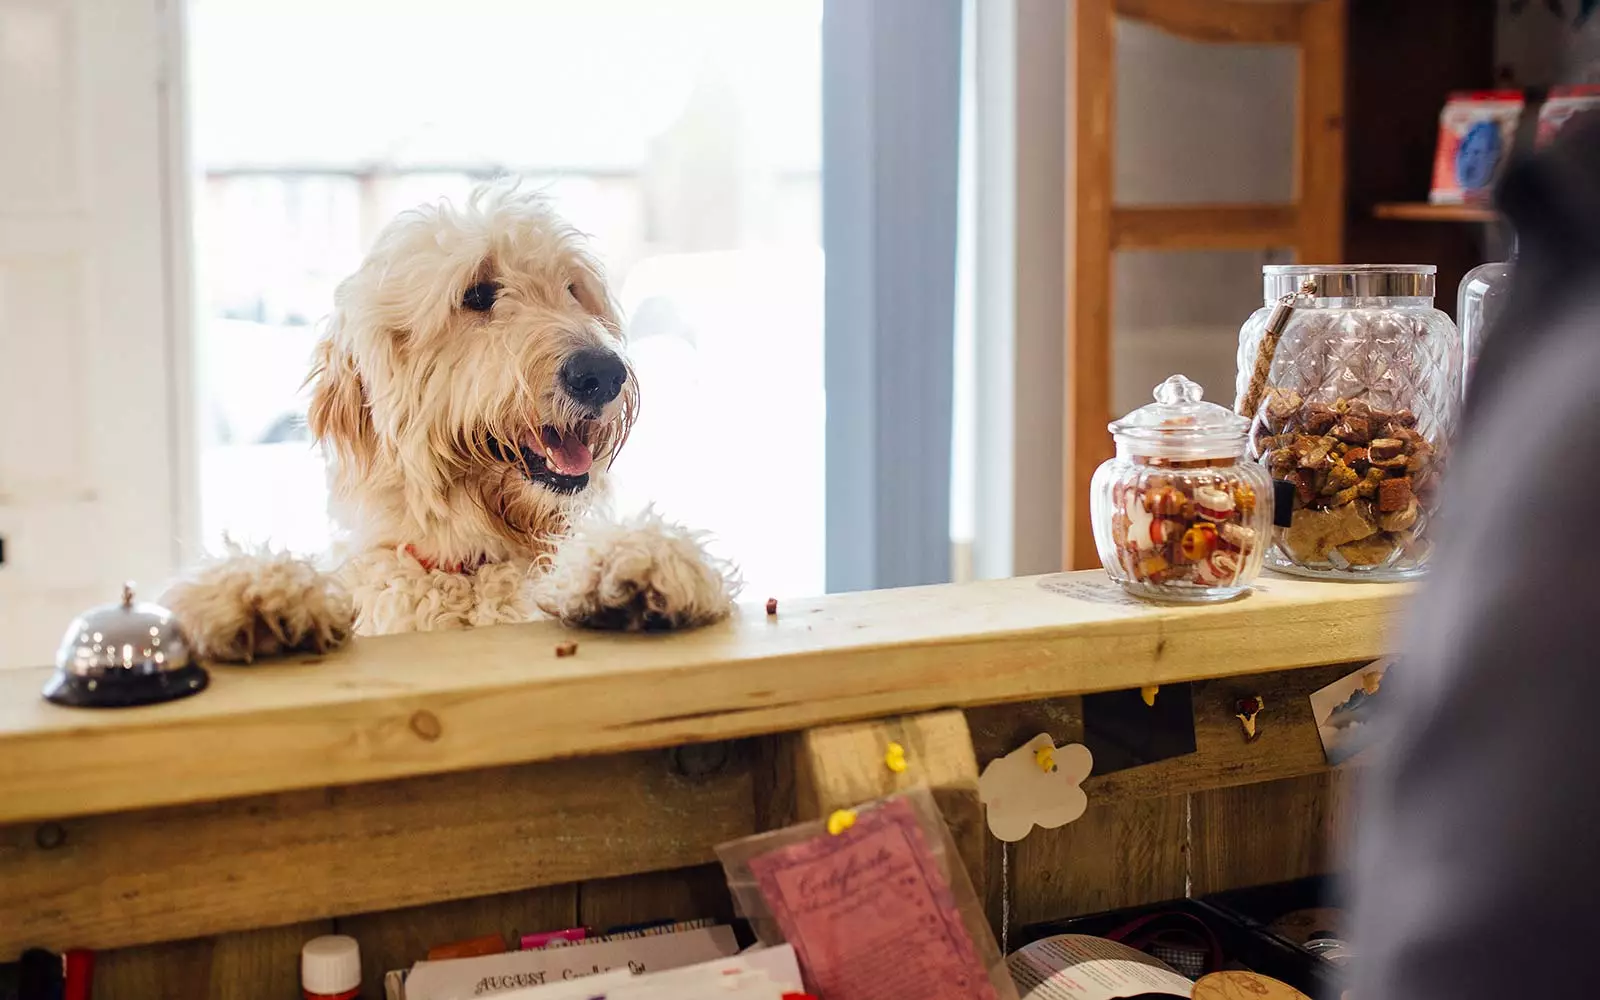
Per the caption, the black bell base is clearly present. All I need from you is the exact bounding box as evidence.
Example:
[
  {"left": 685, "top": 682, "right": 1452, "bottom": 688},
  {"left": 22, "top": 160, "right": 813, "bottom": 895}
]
[{"left": 42, "top": 664, "right": 211, "bottom": 708}]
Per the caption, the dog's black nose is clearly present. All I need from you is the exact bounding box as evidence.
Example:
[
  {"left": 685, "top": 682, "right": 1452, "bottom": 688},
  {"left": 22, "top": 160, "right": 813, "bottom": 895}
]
[{"left": 560, "top": 347, "right": 628, "bottom": 407}]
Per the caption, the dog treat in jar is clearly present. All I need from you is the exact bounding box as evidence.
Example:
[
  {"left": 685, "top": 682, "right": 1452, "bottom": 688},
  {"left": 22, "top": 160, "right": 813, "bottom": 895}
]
[
  {"left": 1237, "top": 265, "right": 1461, "bottom": 580},
  {"left": 1091, "top": 375, "right": 1274, "bottom": 603}
]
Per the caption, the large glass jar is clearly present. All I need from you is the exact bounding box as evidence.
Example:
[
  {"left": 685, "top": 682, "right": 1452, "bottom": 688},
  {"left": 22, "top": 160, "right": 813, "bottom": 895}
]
[
  {"left": 1091, "top": 375, "right": 1274, "bottom": 603},
  {"left": 1458, "top": 250, "right": 1514, "bottom": 392},
  {"left": 1235, "top": 265, "right": 1461, "bottom": 581}
]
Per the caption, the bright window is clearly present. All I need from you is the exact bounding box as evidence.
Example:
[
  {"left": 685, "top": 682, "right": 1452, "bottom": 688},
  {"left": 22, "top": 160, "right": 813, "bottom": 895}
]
[{"left": 189, "top": 0, "right": 824, "bottom": 599}]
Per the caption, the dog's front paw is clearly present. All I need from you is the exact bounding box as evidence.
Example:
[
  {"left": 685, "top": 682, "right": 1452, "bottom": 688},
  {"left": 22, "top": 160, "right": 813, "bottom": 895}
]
[
  {"left": 161, "top": 544, "right": 355, "bottom": 663},
  {"left": 534, "top": 509, "right": 741, "bottom": 631}
]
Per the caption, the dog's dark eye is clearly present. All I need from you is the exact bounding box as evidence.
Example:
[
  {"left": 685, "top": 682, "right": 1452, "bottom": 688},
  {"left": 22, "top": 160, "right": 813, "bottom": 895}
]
[
  {"left": 566, "top": 283, "right": 578, "bottom": 299},
  {"left": 462, "top": 281, "right": 499, "bottom": 312}
]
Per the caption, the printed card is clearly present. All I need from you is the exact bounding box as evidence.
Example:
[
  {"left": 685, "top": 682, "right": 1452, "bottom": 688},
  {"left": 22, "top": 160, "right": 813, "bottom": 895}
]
[
  {"left": 1309, "top": 658, "right": 1393, "bottom": 767},
  {"left": 746, "top": 796, "right": 1000, "bottom": 1000}
]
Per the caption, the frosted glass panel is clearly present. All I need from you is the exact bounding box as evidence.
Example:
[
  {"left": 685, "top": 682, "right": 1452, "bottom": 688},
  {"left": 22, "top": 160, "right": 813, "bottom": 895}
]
[
  {"left": 1114, "top": 20, "right": 1296, "bottom": 206},
  {"left": 1113, "top": 249, "right": 1272, "bottom": 416}
]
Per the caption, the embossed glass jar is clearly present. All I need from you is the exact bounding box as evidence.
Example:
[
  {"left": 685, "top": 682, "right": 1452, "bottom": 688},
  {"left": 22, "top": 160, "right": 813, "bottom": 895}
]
[
  {"left": 1091, "top": 375, "right": 1274, "bottom": 603},
  {"left": 1235, "top": 265, "right": 1461, "bottom": 581}
]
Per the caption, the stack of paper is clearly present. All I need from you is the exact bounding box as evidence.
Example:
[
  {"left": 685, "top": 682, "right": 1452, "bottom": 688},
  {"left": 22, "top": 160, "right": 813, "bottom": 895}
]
[
  {"left": 496, "top": 945, "right": 806, "bottom": 1000},
  {"left": 388, "top": 922, "right": 805, "bottom": 1000}
]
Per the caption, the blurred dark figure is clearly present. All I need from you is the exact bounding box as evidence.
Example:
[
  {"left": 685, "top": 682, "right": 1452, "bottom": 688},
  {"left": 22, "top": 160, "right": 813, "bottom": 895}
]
[{"left": 1351, "top": 110, "right": 1600, "bottom": 998}]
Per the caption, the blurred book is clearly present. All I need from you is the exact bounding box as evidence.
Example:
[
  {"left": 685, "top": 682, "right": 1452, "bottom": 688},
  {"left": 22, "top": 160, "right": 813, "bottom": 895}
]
[{"left": 1007, "top": 934, "right": 1193, "bottom": 999}]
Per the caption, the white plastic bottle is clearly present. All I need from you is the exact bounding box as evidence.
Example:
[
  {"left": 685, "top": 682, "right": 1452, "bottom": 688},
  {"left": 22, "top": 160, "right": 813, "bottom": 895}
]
[{"left": 301, "top": 935, "right": 361, "bottom": 1000}]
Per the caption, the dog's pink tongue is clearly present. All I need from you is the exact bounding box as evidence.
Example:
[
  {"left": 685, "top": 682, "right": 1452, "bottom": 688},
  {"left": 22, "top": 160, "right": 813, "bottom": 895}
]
[{"left": 540, "top": 426, "right": 593, "bottom": 476}]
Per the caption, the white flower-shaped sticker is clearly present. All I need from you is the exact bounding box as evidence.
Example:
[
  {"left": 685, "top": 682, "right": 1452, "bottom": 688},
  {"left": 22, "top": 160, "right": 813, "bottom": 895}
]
[{"left": 978, "top": 733, "right": 1092, "bottom": 842}]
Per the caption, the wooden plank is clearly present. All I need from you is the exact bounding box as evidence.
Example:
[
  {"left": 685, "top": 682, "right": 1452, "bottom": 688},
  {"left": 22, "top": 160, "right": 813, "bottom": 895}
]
[
  {"left": 785, "top": 711, "right": 986, "bottom": 894},
  {"left": 96, "top": 921, "right": 328, "bottom": 1000},
  {"left": 1295, "top": 0, "right": 1348, "bottom": 265},
  {"left": 1110, "top": 205, "right": 1300, "bottom": 251},
  {"left": 968, "top": 665, "right": 1366, "bottom": 931},
  {"left": 967, "top": 663, "right": 1361, "bottom": 805},
  {"left": 0, "top": 572, "right": 1410, "bottom": 825},
  {"left": 1188, "top": 771, "right": 1352, "bottom": 896},
  {"left": 0, "top": 748, "right": 753, "bottom": 958},
  {"left": 1066, "top": 0, "right": 1116, "bottom": 570},
  {"left": 578, "top": 866, "right": 736, "bottom": 933},
  {"left": 1084, "top": 665, "right": 1349, "bottom": 801},
  {"left": 1373, "top": 202, "right": 1499, "bottom": 224},
  {"left": 336, "top": 887, "right": 577, "bottom": 994},
  {"left": 1008, "top": 794, "right": 1191, "bottom": 926},
  {"left": 1114, "top": 0, "right": 1304, "bottom": 45}
]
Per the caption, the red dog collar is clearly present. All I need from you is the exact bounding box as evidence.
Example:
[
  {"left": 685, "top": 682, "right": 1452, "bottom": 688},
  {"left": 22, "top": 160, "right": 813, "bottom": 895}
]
[{"left": 402, "top": 544, "right": 487, "bottom": 575}]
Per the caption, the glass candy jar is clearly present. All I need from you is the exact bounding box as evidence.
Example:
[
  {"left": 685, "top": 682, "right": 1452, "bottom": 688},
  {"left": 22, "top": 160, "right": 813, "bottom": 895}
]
[
  {"left": 1458, "top": 246, "right": 1514, "bottom": 392},
  {"left": 1091, "top": 375, "right": 1274, "bottom": 603},
  {"left": 1235, "top": 265, "right": 1461, "bottom": 581}
]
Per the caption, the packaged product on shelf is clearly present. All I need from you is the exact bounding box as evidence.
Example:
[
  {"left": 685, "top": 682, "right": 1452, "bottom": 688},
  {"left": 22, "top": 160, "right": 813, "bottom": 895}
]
[
  {"left": 1429, "top": 90, "right": 1524, "bottom": 205},
  {"left": 1537, "top": 85, "right": 1600, "bottom": 148},
  {"left": 1090, "top": 375, "right": 1273, "bottom": 603},
  {"left": 717, "top": 786, "right": 1018, "bottom": 1000},
  {"left": 1235, "top": 266, "right": 1461, "bottom": 580}
]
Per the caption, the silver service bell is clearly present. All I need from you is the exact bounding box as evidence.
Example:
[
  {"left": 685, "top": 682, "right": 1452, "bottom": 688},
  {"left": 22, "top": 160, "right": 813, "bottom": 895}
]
[{"left": 42, "top": 582, "right": 210, "bottom": 708}]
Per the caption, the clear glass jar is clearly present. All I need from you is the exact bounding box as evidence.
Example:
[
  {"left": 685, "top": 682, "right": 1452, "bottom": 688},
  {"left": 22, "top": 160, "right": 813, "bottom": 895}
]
[
  {"left": 1091, "top": 375, "right": 1274, "bottom": 603},
  {"left": 1235, "top": 265, "right": 1461, "bottom": 581},
  {"left": 1458, "top": 251, "right": 1514, "bottom": 392}
]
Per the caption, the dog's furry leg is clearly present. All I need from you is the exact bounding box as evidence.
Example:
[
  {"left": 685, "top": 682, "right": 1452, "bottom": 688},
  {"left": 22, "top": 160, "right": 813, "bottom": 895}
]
[
  {"left": 533, "top": 508, "right": 740, "bottom": 631},
  {"left": 161, "top": 542, "right": 355, "bottom": 663}
]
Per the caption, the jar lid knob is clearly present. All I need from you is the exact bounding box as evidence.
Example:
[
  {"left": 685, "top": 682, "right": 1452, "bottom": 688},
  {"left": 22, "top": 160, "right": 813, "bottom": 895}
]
[
  {"left": 1154, "top": 374, "right": 1204, "bottom": 406},
  {"left": 121, "top": 582, "right": 135, "bottom": 609}
]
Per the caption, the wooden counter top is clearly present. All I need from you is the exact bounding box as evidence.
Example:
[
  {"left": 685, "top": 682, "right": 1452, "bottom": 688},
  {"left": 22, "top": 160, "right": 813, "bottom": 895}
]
[{"left": 0, "top": 570, "right": 1409, "bottom": 824}]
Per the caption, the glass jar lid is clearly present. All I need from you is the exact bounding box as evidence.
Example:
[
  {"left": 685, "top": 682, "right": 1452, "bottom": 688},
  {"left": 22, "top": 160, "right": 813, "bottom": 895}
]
[
  {"left": 1108, "top": 374, "right": 1250, "bottom": 460},
  {"left": 1263, "top": 264, "right": 1436, "bottom": 301}
]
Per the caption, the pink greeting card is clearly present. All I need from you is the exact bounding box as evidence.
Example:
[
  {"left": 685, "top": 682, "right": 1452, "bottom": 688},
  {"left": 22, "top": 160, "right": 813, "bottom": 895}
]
[{"left": 746, "top": 797, "right": 1000, "bottom": 1000}]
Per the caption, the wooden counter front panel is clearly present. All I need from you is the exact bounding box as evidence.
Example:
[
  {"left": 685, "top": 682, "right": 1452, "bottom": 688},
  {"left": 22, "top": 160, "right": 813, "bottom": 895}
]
[
  {"left": 967, "top": 665, "right": 1361, "bottom": 928},
  {"left": 92, "top": 868, "right": 736, "bottom": 1000},
  {"left": 0, "top": 745, "right": 754, "bottom": 958}
]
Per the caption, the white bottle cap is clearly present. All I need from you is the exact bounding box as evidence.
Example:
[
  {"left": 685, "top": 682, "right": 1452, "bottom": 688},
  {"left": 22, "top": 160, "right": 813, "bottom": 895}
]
[{"left": 301, "top": 935, "right": 361, "bottom": 995}]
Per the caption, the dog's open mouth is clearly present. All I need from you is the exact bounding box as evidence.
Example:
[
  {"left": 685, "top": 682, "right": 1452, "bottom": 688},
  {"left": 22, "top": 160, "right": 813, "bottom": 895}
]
[{"left": 488, "top": 425, "right": 597, "bottom": 494}]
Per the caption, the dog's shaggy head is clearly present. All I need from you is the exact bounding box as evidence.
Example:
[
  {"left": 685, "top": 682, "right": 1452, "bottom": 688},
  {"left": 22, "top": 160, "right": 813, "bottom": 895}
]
[{"left": 307, "top": 184, "right": 639, "bottom": 566}]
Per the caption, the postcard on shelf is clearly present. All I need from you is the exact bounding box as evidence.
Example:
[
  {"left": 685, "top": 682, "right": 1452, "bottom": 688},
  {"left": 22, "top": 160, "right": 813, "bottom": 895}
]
[
  {"left": 1309, "top": 659, "right": 1393, "bottom": 767},
  {"left": 401, "top": 923, "right": 739, "bottom": 1000},
  {"left": 1008, "top": 934, "right": 1193, "bottom": 999}
]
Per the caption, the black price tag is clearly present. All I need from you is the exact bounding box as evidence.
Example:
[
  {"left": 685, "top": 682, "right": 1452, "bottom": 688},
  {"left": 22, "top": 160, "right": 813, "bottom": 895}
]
[{"left": 1273, "top": 479, "right": 1296, "bottom": 528}]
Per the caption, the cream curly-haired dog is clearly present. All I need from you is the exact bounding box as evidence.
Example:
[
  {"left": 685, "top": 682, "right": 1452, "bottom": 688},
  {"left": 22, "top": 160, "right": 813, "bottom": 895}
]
[{"left": 165, "top": 184, "right": 739, "bottom": 662}]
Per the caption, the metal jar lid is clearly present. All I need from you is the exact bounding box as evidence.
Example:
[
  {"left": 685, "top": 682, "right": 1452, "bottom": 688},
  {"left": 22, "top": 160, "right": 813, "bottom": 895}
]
[
  {"left": 1263, "top": 264, "right": 1436, "bottom": 301},
  {"left": 42, "top": 583, "right": 210, "bottom": 708}
]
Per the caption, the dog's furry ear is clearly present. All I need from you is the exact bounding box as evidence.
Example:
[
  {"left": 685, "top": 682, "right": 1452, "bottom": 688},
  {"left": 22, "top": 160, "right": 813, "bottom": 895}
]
[{"left": 306, "top": 332, "right": 376, "bottom": 473}]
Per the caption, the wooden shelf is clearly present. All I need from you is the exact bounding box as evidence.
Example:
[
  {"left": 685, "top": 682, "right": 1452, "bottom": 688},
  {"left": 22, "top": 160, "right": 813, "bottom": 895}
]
[
  {"left": 1373, "top": 201, "right": 1500, "bottom": 223},
  {"left": 0, "top": 570, "right": 1410, "bottom": 824}
]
